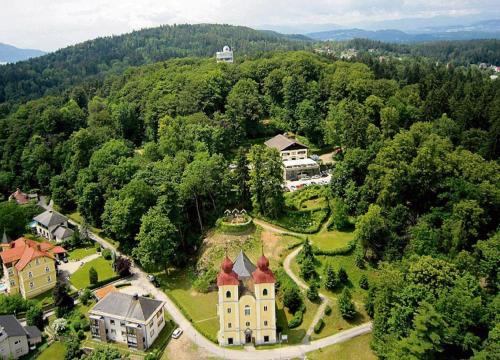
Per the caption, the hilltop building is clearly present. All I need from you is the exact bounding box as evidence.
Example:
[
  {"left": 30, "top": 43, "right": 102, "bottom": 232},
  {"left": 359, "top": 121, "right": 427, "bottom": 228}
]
[
  {"left": 216, "top": 45, "right": 234, "bottom": 63},
  {"left": 0, "top": 315, "right": 42, "bottom": 359},
  {"left": 33, "top": 210, "right": 74, "bottom": 243},
  {"left": 217, "top": 250, "right": 277, "bottom": 346},
  {"left": 264, "top": 134, "right": 320, "bottom": 180},
  {"left": 0, "top": 237, "right": 66, "bottom": 299},
  {"left": 89, "top": 292, "right": 165, "bottom": 351}
]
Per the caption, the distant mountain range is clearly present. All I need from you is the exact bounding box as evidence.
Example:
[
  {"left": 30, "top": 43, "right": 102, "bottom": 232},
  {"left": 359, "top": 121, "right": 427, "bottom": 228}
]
[
  {"left": 0, "top": 43, "right": 46, "bottom": 63},
  {"left": 307, "top": 19, "right": 500, "bottom": 43}
]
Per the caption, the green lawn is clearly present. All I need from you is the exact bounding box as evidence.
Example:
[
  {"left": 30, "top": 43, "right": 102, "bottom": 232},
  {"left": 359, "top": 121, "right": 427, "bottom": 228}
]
[
  {"left": 30, "top": 288, "right": 54, "bottom": 306},
  {"left": 36, "top": 342, "right": 66, "bottom": 360},
  {"left": 308, "top": 230, "right": 354, "bottom": 251},
  {"left": 69, "top": 257, "right": 116, "bottom": 289},
  {"left": 307, "top": 333, "right": 376, "bottom": 360},
  {"left": 68, "top": 247, "right": 97, "bottom": 261},
  {"left": 159, "top": 270, "right": 219, "bottom": 342},
  {"left": 277, "top": 296, "right": 319, "bottom": 344}
]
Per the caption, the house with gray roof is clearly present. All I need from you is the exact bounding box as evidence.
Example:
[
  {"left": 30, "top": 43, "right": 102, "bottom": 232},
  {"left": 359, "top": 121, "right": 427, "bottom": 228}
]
[
  {"left": 33, "top": 210, "right": 74, "bottom": 243},
  {"left": 264, "top": 134, "right": 320, "bottom": 180},
  {"left": 89, "top": 292, "right": 165, "bottom": 351},
  {"left": 0, "top": 315, "right": 41, "bottom": 359}
]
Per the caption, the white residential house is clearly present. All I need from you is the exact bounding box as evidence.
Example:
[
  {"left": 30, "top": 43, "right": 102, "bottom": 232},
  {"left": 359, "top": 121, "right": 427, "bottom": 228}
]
[
  {"left": 264, "top": 134, "right": 320, "bottom": 180},
  {"left": 216, "top": 46, "right": 234, "bottom": 63},
  {"left": 0, "top": 315, "right": 41, "bottom": 359},
  {"left": 32, "top": 210, "right": 74, "bottom": 242},
  {"left": 89, "top": 292, "right": 165, "bottom": 351}
]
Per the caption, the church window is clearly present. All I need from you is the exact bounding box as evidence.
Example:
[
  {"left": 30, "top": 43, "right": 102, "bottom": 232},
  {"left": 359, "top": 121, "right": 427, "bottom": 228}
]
[{"left": 226, "top": 291, "right": 231, "bottom": 298}]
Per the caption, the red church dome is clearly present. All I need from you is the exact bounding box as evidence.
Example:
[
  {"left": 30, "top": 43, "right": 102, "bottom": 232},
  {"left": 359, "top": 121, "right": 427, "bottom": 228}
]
[
  {"left": 257, "top": 254, "right": 269, "bottom": 270},
  {"left": 221, "top": 256, "right": 234, "bottom": 273}
]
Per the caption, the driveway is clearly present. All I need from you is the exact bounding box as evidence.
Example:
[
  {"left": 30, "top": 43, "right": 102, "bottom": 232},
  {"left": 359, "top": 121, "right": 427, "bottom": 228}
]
[{"left": 57, "top": 253, "right": 101, "bottom": 286}]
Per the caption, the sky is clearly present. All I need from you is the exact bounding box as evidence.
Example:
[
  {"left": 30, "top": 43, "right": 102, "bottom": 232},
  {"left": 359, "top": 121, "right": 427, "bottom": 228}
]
[{"left": 1, "top": 0, "right": 500, "bottom": 51}]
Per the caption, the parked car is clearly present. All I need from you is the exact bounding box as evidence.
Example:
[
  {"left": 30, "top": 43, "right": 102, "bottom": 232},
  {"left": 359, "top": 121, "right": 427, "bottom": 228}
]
[
  {"left": 301, "top": 176, "right": 311, "bottom": 181},
  {"left": 147, "top": 274, "right": 155, "bottom": 282},
  {"left": 320, "top": 172, "right": 328, "bottom": 178},
  {"left": 172, "top": 328, "right": 183, "bottom": 339},
  {"left": 312, "top": 175, "right": 321, "bottom": 179}
]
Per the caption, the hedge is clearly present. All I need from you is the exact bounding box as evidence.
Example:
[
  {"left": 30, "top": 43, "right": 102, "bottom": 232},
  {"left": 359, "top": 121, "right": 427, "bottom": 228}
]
[
  {"left": 88, "top": 275, "right": 123, "bottom": 290},
  {"left": 216, "top": 217, "right": 254, "bottom": 234},
  {"left": 314, "top": 318, "right": 325, "bottom": 334},
  {"left": 313, "top": 240, "right": 357, "bottom": 256},
  {"left": 288, "top": 310, "right": 303, "bottom": 328}
]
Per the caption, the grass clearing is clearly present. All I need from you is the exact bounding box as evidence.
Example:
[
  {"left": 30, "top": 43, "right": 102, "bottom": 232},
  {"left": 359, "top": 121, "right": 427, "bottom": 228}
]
[
  {"left": 308, "top": 230, "right": 354, "bottom": 251},
  {"left": 68, "top": 247, "right": 97, "bottom": 261},
  {"left": 36, "top": 342, "right": 66, "bottom": 360},
  {"left": 70, "top": 257, "right": 116, "bottom": 289},
  {"left": 307, "top": 333, "right": 376, "bottom": 360}
]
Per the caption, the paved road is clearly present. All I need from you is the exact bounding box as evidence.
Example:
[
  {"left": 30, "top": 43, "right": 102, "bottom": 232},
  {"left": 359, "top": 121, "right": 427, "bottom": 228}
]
[{"left": 53, "top": 205, "right": 372, "bottom": 359}]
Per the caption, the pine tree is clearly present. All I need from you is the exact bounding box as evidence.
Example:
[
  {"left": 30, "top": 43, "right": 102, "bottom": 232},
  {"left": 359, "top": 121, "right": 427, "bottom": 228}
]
[
  {"left": 300, "top": 256, "right": 316, "bottom": 281},
  {"left": 359, "top": 274, "right": 369, "bottom": 289},
  {"left": 338, "top": 266, "right": 348, "bottom": 284},
  {"left": 89, "top": 266, "right": 98, "bottom": 285},
  {"left": 307, "top": 282, "right": 320, "bottom": 302},
  {"left": 325, "top": 265, "right": 339, "bottom": 291},
  {"left": 338, "top": 288, "right": 356, "bottom": 319}
]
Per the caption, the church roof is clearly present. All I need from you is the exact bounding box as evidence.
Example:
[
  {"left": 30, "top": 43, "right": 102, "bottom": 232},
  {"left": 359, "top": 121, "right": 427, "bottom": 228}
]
[{"left": 232, "top": 250, "right": 256, "bottom": 279}]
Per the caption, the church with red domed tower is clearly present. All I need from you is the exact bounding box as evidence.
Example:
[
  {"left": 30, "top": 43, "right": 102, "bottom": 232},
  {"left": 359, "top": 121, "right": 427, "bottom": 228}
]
[{"left": 216, "top": 250, "right": 277, "bottom": 346}]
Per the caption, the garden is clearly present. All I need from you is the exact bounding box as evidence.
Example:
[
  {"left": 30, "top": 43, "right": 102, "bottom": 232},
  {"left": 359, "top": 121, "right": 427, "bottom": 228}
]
[{"left": 69, "top": 257, "right": 117, "bottom": 289}]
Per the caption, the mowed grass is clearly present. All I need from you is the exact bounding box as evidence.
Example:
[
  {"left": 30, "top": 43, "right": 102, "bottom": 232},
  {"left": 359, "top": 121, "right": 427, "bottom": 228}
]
[
  {"left": 307, "top": 333, "right": 376, "bottom": 360},
  {"left": 308, "top": 229, "right": 354, "bottom": 251},
  {"left": 276, "top": 296, "right": 319, "bottom": 344},
  {"left": 68, "top": 247, "right": 97, "bottom": 261},
  {"left": 36, "top": 341, "right": 66, "bottom": 360},
  {"left": 70, "top": 257, "right": 116, "bottom": 289},
  {"left": 159, "top": 270, "right": 219, "bottom": 342}
]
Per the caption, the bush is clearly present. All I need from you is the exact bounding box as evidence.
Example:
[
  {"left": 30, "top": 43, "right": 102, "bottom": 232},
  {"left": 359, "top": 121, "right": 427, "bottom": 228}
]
[
  {"left": 313, "top": 240, "right": 356, "bottom": 256},
  {"left": 94, "top": 242, "right": 101, "bottom": 252},
  {"left": 359, "top": 274, "right": 369, "bottom": 289},
  {"left": 102, "top": 248, "right": 112, "bottom": 260},
  {"left": 26, "top": 304, "right": 44, "bottom": 330},
  {"left": 324, "top": 305, "right": 332, "bottom": 316},
  {"left": 193, "top": 268, "right": 217, "bottom": 293},
  {"left": 114, "top": 256, "right": 131, "bottom": 276},
  {"left": 288, "top": 310, "right": 303, "bottom": 328},
  {"left": 77, "top": 330, "right": 86, "bottom": 340},
  {"left": 314, "top": 318, "right": 325, "bottom": 334},
  {"left": 79, "top": 288, "right": 92, "bottom": 305},
  {"left": 88, "top": 266, "right": 98, "bottom": 285},
  {"left": 283, "top": 287, "right": 303, "bottom": 314},
  {"left": 72, "top": 319, "right": 81, "bottom": 332}
]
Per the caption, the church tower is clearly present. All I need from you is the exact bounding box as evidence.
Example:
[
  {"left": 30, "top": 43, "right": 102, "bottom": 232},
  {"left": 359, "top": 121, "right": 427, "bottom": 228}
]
[{"left": 216, "top": 251, "right": 277, "bottom": 346}]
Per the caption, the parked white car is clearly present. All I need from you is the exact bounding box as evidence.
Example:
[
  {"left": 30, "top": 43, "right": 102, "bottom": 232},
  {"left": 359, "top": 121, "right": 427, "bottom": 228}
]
[{"left": 172, "top": 328, "right": 183, "bottom": 339}]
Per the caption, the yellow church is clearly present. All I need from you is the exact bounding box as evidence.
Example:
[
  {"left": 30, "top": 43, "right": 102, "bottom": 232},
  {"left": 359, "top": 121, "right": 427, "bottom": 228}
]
[{"left": 217, "top": 250, "right": 277, "bottom": 346}]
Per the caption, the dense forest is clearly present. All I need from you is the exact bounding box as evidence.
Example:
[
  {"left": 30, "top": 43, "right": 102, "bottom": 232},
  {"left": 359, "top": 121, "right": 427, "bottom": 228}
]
[
  {"left": 0, "top": 25, "right": 499, "bottom": 359},
  {"left": 326, "top": 38, "right": 500, "bottom": 65},
  {"left": 0, "top": 24, "right": 309, "bottom": 107}
]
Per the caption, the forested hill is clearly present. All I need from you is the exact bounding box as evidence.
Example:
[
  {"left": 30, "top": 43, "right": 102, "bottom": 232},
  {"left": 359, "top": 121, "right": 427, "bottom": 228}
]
[
  {"left": 329, "top": 38, "right": 500, "bottom": 65},
  {"left": 0, "top": 24, "right": 310, "bottom": 107},
  {"left": 0, "top": 43, "right": 46, "bottom": 63}
]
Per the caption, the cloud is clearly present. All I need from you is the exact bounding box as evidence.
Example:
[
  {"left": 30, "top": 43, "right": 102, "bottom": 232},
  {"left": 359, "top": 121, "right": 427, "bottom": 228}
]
[{"left": 1, "top": 0, "right": 500, "bottom": 50}]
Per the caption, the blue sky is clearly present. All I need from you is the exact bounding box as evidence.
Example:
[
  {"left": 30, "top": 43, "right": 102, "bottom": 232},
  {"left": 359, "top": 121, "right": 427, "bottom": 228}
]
[{"left": 1, "top": 0, "right": 500, "bottom": 51}]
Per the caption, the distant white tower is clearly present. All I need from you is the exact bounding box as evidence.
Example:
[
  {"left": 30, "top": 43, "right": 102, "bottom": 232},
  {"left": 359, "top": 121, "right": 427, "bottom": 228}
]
[{"left": 216, "top": 45, "right": 234, "bottom": 63}]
